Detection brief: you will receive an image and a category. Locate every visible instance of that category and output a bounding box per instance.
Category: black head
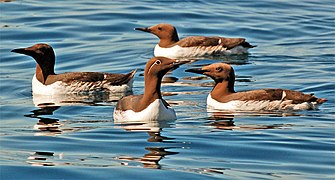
[11,43,56,68]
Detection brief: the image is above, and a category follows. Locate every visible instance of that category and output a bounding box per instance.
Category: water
[1,0,334,179]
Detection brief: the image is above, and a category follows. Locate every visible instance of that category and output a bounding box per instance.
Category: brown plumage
[135,23,256,49]
[115,57,178,112]
[186,63,327,110]
[47,71,136,86]
[218,89,324,104]
[11,43,136,93]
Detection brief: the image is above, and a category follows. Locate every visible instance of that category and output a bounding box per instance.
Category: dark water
[1,0,334,179]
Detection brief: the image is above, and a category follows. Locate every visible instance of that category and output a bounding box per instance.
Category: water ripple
[1,0,334,179]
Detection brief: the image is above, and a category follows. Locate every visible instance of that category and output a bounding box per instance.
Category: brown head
[115,57,179,112]
[135,23,180,47]
[145,56,179,80]
[143,57,179,99]
[11,43,56,83]
[185,63,236,93]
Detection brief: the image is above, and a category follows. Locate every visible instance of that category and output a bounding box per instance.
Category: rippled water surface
[1,0,334,179]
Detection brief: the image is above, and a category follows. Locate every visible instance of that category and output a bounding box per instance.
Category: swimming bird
[11,43,136,95]
[114,57,179,121]
[135,23,256,58]
[185,63,327,111]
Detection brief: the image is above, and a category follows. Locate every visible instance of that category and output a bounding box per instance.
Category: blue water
[1,0,334,179]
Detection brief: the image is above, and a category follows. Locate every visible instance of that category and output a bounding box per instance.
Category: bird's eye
[155,60,161,65]
[158,27,162,30]
[216,67,223,72]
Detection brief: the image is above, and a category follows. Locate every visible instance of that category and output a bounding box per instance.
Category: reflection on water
[1,0,334,178]
[207,119,293,131]
[207,109,302,118]
[24,106,63,136]
[28,92,130,136]
[32,92,129,107]
[117,145,178,169]
[27,151,63,166]
[25,105,104,136]
[26,106,60,116]
[207,111,294,131]
[24,92,182,168]
[114,116,178,169]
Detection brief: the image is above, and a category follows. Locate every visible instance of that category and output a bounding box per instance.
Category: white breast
[113,99,176,122]
[154,44,248,58]
[32,75,65,95]
[32,74,133,95]
[207,94,319,111]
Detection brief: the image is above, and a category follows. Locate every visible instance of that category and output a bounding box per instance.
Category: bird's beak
[185,68,210,75]
[134,27,151,33]
[11,47,34,56]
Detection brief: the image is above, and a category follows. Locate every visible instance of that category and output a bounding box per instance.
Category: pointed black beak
[185,68,209,75]
[11,48,26,54]
[11,48,34,56]
[134,27,151,33]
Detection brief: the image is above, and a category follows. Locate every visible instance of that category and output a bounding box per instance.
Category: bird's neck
[158,33,179,47]
[35,63,55,84]
[143,74,162,104]
[210,81,235,101]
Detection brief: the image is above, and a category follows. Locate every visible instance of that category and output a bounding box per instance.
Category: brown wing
[115,94,144,111]
[224,89,324,104]
[176,36,248,49]
[45,72,104,85]
[104,70,137,85]
[47,70,136,85]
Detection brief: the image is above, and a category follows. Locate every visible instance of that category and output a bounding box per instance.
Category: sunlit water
[1,0,334,179]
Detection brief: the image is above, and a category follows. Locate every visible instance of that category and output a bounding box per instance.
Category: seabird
[135,23,256,58]
[11,43,136,95]
[186,63,327,111]
[114,57,179,121]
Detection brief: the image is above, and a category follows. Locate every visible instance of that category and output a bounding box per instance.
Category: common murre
[186,63,327,111]
[135,23,256,58]
[11,43,136,95]
[113,57,179,121]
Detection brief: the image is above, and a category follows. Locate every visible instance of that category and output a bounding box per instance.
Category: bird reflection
[32,92,128,107]
[24,106,63,136]
[26,151,73,167]
[117,146,178,169]
[140,147,178,169]
[207,111,295,130]
[114,114,179,169]
[27,92,130,136]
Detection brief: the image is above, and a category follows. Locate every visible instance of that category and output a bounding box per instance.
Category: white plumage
[207,94,320,111]
[154,44,248,58]
[113,99,176,122]
[32,74,133,95]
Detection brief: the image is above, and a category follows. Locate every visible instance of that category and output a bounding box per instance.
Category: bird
[135,23,256,58]
[114,57,179,121]
[185,63,327,111]
[11,43,136,95]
